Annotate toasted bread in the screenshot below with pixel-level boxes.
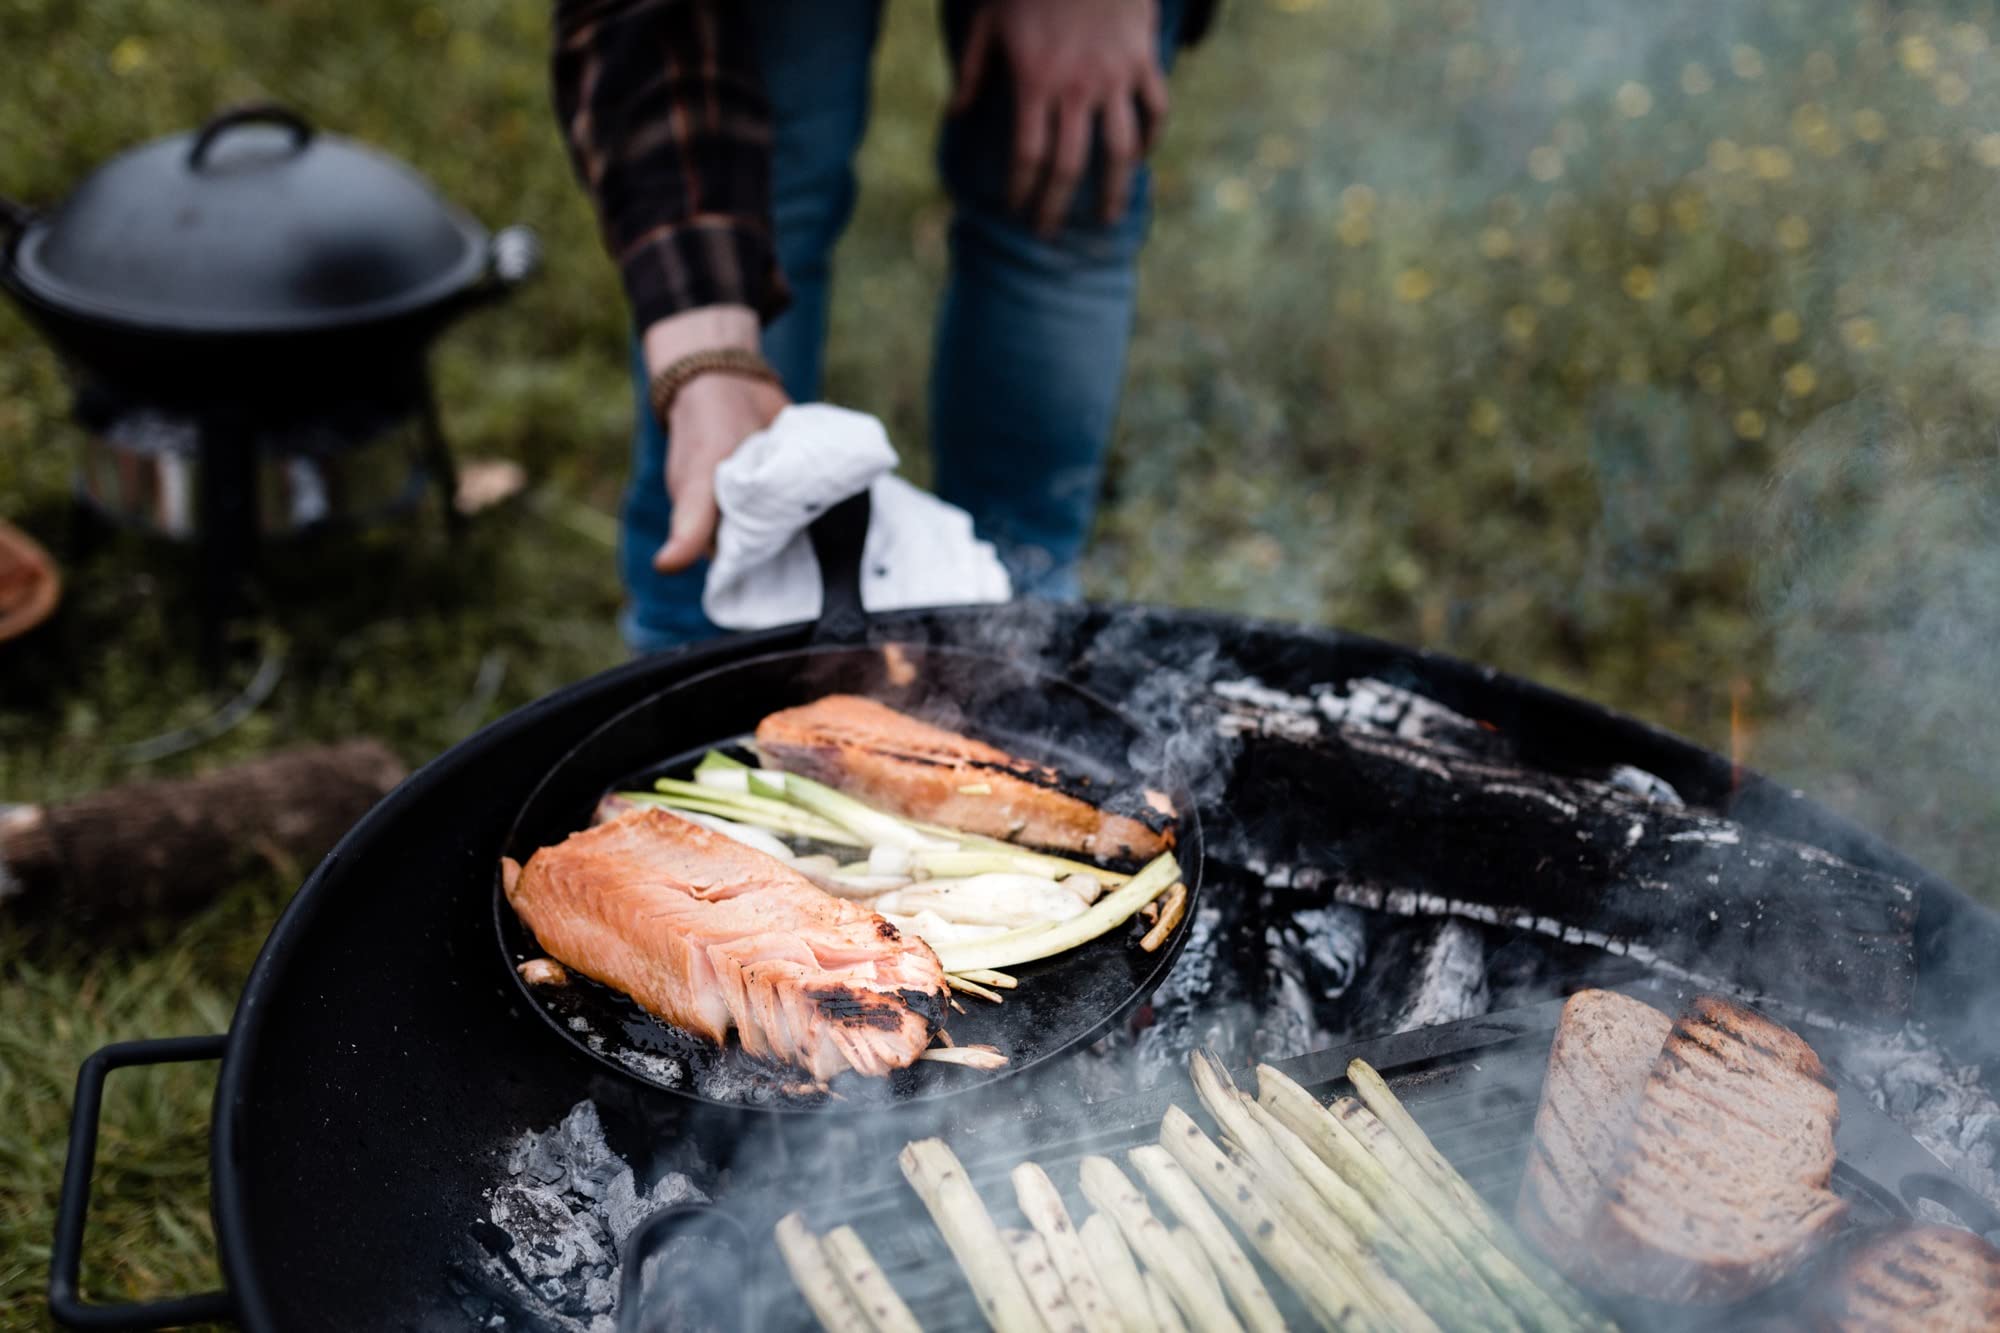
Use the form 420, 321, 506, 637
1516, 988, 1675, 1280
1811, 1224, 2000, 1331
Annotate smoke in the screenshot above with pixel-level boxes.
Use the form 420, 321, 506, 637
1751, 396, 2000, 900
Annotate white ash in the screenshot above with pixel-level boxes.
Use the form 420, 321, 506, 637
1292, 905, 1369, 996
1839, 1026, 2000, 1211
1396, 920, 1490, 1031
1607, 764, 1685, 807
479, 1101, 706, 1331
1254, 921, 1335, 1065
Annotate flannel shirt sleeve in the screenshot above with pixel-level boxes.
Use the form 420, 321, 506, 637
552, 0, 790, 329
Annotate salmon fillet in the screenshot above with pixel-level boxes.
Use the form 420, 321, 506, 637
754, 695, 1175, 861
505, 808, 948, 1082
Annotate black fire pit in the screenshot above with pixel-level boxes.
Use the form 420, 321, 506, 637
46, 603, 2000, 1331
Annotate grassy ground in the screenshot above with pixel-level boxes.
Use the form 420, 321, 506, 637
5, 0, 2000, 1324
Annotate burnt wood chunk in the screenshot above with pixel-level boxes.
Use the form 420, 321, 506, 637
1217, 697, 1919, 1021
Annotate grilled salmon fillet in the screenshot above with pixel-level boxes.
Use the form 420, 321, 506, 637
754, 695, 1175, 860
504, 808, 947, 1082
1811, 1225, 2000, 1331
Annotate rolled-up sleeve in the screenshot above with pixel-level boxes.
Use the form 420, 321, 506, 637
553, 0, 790, 328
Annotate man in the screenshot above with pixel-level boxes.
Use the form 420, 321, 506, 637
555, 0, 1211, 652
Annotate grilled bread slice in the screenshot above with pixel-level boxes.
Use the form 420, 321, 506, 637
1516, 988, 1675, 1278
1811, 1224, 2000, 1331
1588, 994, 1848, 1303
755, 694, 1175, 860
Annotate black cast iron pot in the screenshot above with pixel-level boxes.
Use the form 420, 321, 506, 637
44, 603, 2000, 1330
1, 104, 538, 412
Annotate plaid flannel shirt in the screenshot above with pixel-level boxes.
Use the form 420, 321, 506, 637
552, 0, 790, 330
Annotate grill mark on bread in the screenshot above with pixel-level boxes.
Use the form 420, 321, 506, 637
1813, 1225, 2000, 1330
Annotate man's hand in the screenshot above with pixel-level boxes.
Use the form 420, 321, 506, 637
951, 0, 1169, 235
642, 305, 790, 573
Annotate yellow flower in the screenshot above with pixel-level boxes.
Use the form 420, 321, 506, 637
1708, 139, 1744, 172
1257, 135, 1300, 169
1336, 213, 1373, 247
1669, 188, 1706, 232
1751, 146, 1796, 180
1899, 35, 1939, 75
1854, 109, 1888, 143
1783, 363, 1819, 397
1976, 133, 2000, 167
1685, 303, 1718, 337
1695, 356, 1727, 394
1341, 183, 1378, 214
1528, 146, 1565, 181
1615, 82, 1654, 118
1503, 305, 1538, 344
1952, 22, 1990, 54
109, 35, 149, 75
1681, 63, 1714, 96
1936, 73, 1971, 107
1776, 215, 1811, 250
1478, 226, 1513, 259
1468, 399, 1504, 437
1214, 178, 1253, 213
1841, 316, 1880, 350
1622, 266, 1659, 300
1769, 310, 1803, 344
1627, 202, 1661, 236
1734, 409, 1768, 441
1394, 268, 1437, 303
1732, 45, 1766, 79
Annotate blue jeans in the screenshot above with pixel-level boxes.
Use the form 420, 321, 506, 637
620, 0, 1184, 653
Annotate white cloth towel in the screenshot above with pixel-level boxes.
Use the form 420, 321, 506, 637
702, 404, 1012, 630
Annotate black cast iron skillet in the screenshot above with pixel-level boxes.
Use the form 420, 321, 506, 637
495, 492, 1204, 1110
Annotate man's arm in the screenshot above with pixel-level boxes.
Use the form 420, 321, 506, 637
553, 0, 788, 329
554, 0, 792, 572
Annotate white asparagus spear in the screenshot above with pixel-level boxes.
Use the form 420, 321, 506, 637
1144, 1275, 1191, 1333
822, 1226, 922, 1333
1004, 1228, 1087, 1333
1012, 1163, 1118, 1330
1078, 1156, 1244, 1333
1169, 1226, 1229, 1312
1080, 1213, 1157, 1333
1158, 1106, 1369, 1331
775, 1213, 871, 1333
1125, 1146, 1285, 1333
898, 1139, 1047, 1333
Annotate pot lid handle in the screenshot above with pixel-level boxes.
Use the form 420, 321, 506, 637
187, 103, 315, 168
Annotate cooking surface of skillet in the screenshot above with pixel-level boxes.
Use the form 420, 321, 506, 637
498, 641, 1205, 1109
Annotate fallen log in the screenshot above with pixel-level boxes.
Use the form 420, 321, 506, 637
1214, 692, 1917, 1022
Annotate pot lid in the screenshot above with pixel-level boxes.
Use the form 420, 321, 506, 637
9, 105, 487, 334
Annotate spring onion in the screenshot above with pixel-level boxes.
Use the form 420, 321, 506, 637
930, 854, 1180, 974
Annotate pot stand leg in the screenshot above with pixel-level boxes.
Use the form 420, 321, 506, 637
419, 374, 464, 540
196, 414, 258, 679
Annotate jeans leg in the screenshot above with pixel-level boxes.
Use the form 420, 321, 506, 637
619, 0, 883, 654
930, 0, 1185, 600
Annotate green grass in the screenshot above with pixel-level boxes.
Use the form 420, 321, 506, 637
5, 0, 2000, 1324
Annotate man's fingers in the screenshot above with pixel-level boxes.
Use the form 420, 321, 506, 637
1035, 96, 1094, 235
656, 474, 718, 573
1137, 62, 1170, 153
1008, 90, 1051, 214
949, 8, 996, 114
1100, 94, 1141, 224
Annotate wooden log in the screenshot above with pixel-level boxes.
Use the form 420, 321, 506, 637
1218, 712, 1917, 1021
0, 740, 407, 917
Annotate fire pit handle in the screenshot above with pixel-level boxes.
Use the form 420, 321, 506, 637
616, 1201, 750, 1333
48, 1035, 234, 1331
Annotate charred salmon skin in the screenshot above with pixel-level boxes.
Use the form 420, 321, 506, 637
755, 695, 1175, 860
504, 808, 947, 1081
